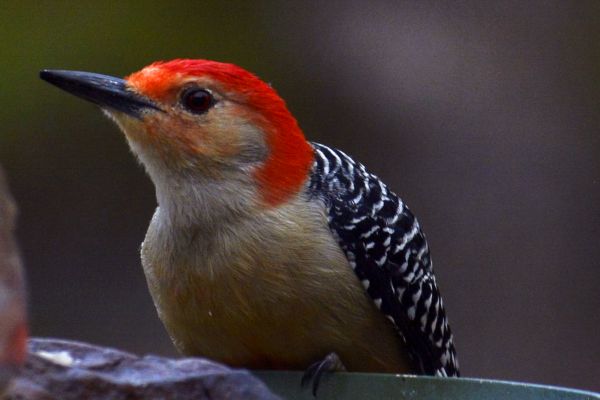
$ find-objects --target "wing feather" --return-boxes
[307,142,459,376]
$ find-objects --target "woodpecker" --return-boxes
[40,60,459,388]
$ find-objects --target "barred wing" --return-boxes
[307,143,459,376]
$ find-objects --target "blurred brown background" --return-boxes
[1,0,598,392]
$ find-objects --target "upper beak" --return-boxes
[39,69,161,118]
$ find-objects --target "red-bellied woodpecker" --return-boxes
[40,60,459,391]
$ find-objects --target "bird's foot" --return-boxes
[301,352,346,396]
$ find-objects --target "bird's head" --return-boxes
[40,60,314,211]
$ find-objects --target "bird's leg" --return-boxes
[301,352,347,396]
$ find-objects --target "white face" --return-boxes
[100,75,270,225]
[107,76,269,181]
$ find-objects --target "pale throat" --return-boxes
[129,142,260,231]
[108,111,311,232]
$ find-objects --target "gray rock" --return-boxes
[6,338,280,400]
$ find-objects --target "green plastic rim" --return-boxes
[253,371,599,400]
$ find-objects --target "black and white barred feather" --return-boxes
[307,142,459,377]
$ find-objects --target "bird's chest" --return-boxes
[140,205,352,366]
[143,221,272,337]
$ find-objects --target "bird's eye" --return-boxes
[181,88,215,114]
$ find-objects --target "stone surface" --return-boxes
[0,166,28,392]
[6,338,280,399]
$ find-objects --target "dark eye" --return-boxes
[181,88,214,114]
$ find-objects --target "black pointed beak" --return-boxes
[40,69,161,118]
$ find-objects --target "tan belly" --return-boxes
[151,252,412,373]
[142,203,414,373]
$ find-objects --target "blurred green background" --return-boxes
[1,0,598,392]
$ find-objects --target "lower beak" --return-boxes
[40,69,161,118]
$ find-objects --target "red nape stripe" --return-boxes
[133,59,315,206]
[255,115,314,206]
[245,87,314,206]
